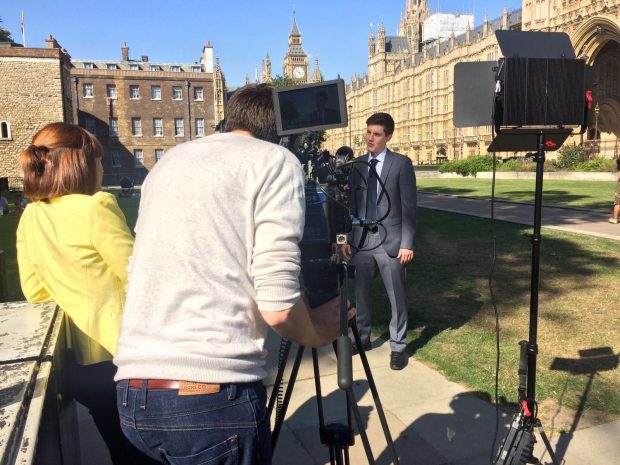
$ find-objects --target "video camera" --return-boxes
[272,79,352,307]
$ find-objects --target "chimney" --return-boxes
[141,55,149,62]
[45,34,60,49]
[121,41,129,61]
[201,41,214,73]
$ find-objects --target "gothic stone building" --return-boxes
[325,0,620,162]
[0,36,74,180]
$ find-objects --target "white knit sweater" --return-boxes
[114,133,305,383]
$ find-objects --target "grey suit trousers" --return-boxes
[353,232,408,353]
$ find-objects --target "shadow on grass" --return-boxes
[368,208,620,360]
[418,186,477,196]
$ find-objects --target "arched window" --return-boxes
[0,121,11,140]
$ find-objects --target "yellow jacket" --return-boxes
[17,191,134,365]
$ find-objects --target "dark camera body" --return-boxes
[300,177,351,308]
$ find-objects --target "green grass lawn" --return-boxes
[2,187,618,429]
[368,207,620,429]
[417,178,617,211]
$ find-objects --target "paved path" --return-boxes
[418,192,620,241]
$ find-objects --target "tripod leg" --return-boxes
[271,344,305,452]
[535,420,560,465]
[350,321,400,465]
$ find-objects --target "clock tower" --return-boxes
[283,11,308,83]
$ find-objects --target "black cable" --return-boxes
[489,150,501,465]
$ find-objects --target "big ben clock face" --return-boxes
[293,66,305,79]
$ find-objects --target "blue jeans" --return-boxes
[116,380,272,465]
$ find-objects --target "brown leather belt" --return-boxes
[127,379,221,395]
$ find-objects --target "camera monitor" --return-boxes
[273,79,348,136]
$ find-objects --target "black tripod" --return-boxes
[494,132,560,465]
[268,259,400,465]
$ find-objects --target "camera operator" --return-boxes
[342,112,416,371]
[114,83,340,465]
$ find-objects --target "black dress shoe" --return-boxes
[351,339,372,355]
[390,351,409,370]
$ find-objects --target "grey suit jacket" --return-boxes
[348,150,417,257]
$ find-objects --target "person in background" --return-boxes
[0,191,8,215]
[609,158,620,224]
[16,122,154,465]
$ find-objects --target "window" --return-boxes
[131,117,142,136]
[0,121,12,140]
[107,63,119,70]
[174,118,184,136]
[85,117,96,135]
[192,65,202,73]
[83,83,94,98]
[134,149,144,168]
[129,63,140,70]
[151,85,161,100]
[171,65,181,72]
[172,86,183,100]
[155,149,164,162]
[129,85,140,99]
[110,149,121,167]
[193,87,203,101]
[83,62,94,69]
[153,117,163,136]
[109,117,119,136]
[196,118,205,137]
[149,65,160,71]
[106,84,117,99]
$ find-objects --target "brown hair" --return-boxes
[366,112,395,136]
[225,83,278,143]
[20,123,103,200]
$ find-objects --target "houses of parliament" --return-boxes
[267,1,620,163]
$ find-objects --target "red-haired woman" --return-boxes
[16,122,144,464]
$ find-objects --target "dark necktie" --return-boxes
[366,157,379,221]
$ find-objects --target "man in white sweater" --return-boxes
[114,84,340,465]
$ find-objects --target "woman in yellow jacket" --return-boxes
[16,122,149,465]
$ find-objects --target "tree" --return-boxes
[0,18,13,43]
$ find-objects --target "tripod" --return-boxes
[268,259,400,465]
[494,132,560,465]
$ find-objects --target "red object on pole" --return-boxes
[586,90,593,110]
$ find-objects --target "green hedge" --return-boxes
[438,155,496,177]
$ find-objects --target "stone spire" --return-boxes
[483,14,489,36]
[368,24,376,57]
[310,59,323,83]
[121,41,129,61]
[244,74,250,86]
[465,21,472,44]
[213,57,226,126]
[502,5,509,30]
[377,21,386,53]
[261,53,272,83]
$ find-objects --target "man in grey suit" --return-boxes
[342,112,416,370]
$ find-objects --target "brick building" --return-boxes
[0,36,73,181]
[72,42,226,185]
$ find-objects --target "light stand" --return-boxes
[452,30,589,465]
[493,133,560,465]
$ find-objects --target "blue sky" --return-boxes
[2,1,521,87]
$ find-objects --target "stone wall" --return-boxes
[0,53,66,178]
